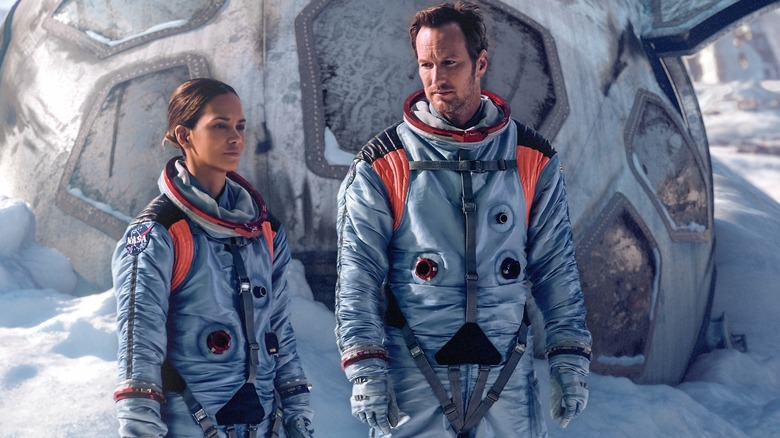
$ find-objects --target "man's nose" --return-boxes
[431,65,447,84]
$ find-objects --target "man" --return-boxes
[335,2,591,436]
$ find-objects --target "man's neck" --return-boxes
[432,99,486,130]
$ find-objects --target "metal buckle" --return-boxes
[443,402,458,416]
[193,408,209,422]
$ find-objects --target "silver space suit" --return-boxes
[335,90,591,437]
[113,158,312,437]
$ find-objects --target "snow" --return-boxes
[324,126,357,166]
[83,20,187,47]
[66,187,134,224]
[1,91,780,437]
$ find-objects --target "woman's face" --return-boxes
[179,92,246,177]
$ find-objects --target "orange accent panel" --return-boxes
[372,150,410,230]
[516,146,551,226]
[169,220,194,292]
[262,221,275,261]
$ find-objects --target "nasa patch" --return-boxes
[125,222,155,256]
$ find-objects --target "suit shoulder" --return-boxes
[513,120,556,158]
[130,195,186,229]
[356,122,405,164]
[265,211,282,232]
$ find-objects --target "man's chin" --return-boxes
[431,101,454,115]
[432,105,458,121]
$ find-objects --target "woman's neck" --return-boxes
[183,161,226,199]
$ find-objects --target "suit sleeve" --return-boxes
[112,221,174,437]
[334,160,396,380]
[525,155,592,353]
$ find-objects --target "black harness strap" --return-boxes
[458,153,479,325]
[388,290,530,435]
[162,240,280,437]
[400,311,465,431]
[227,243,260,385]
[182,387,220,437]
[408,158,516,172]
[462,319,529,431]
[270,389,285,438]
[226,242,277,437]
[397,156,528,435]
[410,157,516,327]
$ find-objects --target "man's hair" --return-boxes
[409,1,489,63]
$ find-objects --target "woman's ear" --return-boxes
[174,125,191,150]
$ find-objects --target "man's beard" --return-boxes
[430,76,481,128]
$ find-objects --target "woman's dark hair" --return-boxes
[409,1,488,63]
[164,78,239,149]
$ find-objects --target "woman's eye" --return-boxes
[237,124,246,131]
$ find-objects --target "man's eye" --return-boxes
[237,125,246,131]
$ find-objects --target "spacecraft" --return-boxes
[1,0,778,384]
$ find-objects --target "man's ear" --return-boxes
[475,49,488,78]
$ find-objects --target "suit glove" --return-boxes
[549,353,589,428]
[350,375,399,434]
[283,415,314,438]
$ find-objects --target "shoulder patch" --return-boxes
[356,123,404,164]
[125,221,155,256]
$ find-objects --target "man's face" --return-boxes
[415,22,487,128]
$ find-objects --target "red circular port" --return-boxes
[207,330,231,354]
[415,257,439,281]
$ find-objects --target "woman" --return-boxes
[112,78,314,438]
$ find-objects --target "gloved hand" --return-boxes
[549,353,589,428]
[283,415,314,438]
[350,375,399,434]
